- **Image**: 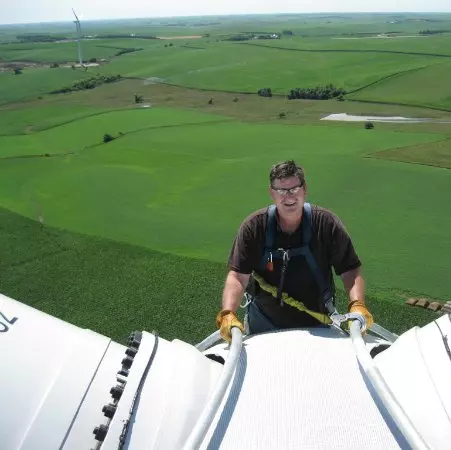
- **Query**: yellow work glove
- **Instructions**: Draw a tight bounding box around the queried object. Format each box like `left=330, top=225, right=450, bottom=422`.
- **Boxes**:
left=348, top=300, right=374, bottom=333
left=216, top=310, right=245, bottom=343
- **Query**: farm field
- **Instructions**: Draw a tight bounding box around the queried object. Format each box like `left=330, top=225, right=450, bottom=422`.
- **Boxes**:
left=1, top=13, right=451, bottom=341
left=94, top=42, right=447, bottom=94
left=347, top=60, right=451, bottom=110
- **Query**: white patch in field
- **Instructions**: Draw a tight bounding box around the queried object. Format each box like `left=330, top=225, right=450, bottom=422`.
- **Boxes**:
left=321, top=113, right=451, bottom=124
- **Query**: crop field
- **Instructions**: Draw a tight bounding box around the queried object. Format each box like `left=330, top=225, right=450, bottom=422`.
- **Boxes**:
left=0, top=38, right=162, bottom=63
left=1, top=13, right=451, bottom=342
left=251, top=33, right=451, bottom=56
left=93, top=42, right=447, bottom=94
left=0, top=68, right=91, bottom=104
left=347, top=60, right=451, bottom=110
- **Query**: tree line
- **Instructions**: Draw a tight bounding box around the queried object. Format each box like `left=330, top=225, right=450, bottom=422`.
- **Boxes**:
left=257, top=84, right=346, bottom=100
left=50, top=74, right=122, bottom=94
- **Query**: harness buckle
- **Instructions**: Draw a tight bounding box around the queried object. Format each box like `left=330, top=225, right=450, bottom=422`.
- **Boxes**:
left=240, top=292, right=253, bottom=309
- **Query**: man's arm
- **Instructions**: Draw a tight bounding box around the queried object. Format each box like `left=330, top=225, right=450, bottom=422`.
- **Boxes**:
left=340, top=266, right=374, bottom=330
left=340, top=266, right=365, bottom=306
left=216, top=270, right=250, bottom=342
left=222, top=270, right=251, bottom=311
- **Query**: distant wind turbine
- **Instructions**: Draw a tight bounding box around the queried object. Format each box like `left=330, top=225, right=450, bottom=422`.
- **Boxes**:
left=72, top=9, right=83, bottom=66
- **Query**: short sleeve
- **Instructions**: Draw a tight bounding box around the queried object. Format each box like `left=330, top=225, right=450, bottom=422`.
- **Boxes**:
left=329, top=215, right=361, bottom=276
left=228, top=219, right=262, bottom=274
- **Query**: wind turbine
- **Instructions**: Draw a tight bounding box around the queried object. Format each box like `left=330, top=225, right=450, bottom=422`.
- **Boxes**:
left=72, top=9, right=83, bottom=67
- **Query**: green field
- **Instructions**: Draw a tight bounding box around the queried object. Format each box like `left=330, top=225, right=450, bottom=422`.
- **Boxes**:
left=1, top=109, right=450, bottom=300
left=348, top=60, right=451, bottom=110
left=93, top=42, right=446, bottom=95
left=0, top=38, right=161, bottom=63
left=1, top=13, right=451, bottom=342
left=251, top=33, right=451, bottom=56
left=0, top=108, right=229, bottom=157
left=0, top=68, right=91, bottom=104
left=0, top=207, right=437, bottom=343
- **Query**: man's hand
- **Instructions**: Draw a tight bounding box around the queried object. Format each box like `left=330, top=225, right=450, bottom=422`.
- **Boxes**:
left=348, top=300, right=374, bottom=332
left=216, top=310, right=245, bottom=343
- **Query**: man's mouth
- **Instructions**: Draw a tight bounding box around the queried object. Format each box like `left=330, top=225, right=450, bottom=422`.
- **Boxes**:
left=284, top=201, right=296, bottom=207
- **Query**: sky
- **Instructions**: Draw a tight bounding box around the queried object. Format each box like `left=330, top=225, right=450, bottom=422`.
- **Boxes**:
left=1, top=0, right=451, bottom=25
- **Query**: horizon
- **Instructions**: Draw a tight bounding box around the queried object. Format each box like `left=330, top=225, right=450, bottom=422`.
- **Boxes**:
left=1, top=3, right=451, bottom=26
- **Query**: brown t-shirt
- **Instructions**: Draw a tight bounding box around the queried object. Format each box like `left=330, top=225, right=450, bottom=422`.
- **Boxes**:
left=228, top=204, right=361, bottom=328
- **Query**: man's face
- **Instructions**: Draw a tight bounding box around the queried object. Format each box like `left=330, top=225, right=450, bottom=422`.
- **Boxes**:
left=269, top=176, right=306, bottom=217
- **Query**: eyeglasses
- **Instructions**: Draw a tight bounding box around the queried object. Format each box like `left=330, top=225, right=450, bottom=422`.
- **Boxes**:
left=270, top=183, right=304, bottom=196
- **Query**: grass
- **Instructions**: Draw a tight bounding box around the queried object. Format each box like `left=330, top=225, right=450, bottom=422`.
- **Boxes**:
left=0, top=38, right=162, bottom=63
left=347, top=60, right=451, bottom=111
left=252, top=33, right=451, bottom=57
left=0, top=68, right=91, bottom=105
left=0, top=103, right=111, bottom=135
left=95, top=42, right=446, bottom=95
left=0, top=207, right=438, bottom=343
left=371, top=137, right=451, bottom=168
left=2, top=14, right=451, bottom=344
left=0, top=107, right=229, bottom=158
left=1, top=109, right=450, bottom=301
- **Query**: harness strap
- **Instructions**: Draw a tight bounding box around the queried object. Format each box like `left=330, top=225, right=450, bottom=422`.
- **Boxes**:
left=261, top=203, right=335, bottom=315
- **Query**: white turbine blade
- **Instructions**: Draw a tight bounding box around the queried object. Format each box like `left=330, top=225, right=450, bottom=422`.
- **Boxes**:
left=72, top=8, right=80, bottom=22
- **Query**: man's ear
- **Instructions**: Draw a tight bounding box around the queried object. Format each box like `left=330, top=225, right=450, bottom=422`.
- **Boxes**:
left=269, top=185, right=276, bottom=202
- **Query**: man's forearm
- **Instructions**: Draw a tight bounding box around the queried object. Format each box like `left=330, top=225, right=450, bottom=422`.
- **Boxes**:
left=222, top=271, right=249, bottom=311
left=340, top=267, right=365, bottom=305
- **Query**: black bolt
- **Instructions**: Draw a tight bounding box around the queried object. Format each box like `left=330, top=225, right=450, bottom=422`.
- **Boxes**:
left=110, top=384, right=124, bottom=400
left=128, top=331, right=142, bottom=348
left=102, top=403, right=116, bottom=418
left=118, top=368, right=129, bottom=377
left=122, top=356, right=134, bottom=369
left=93, top=424, right=108, bottom=441
left=125, top=347, right=138, bottom=357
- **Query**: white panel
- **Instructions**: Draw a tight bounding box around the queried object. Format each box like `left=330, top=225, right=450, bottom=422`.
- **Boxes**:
left=0, top=294, right=108, bottom=450
left=62, top=341, right=126, bottom=450
left=202, top=329, right=401, bottom=450
left=375, top=315, right=451, bottom=450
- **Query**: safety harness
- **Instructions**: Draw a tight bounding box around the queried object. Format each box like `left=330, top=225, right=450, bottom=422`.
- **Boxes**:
left=260, top=203, right=336, bottom=315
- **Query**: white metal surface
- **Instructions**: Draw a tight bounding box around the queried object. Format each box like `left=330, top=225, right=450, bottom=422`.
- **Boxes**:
left=201, top=328, right=404, bottom=449
left=3, top=292, right=450, bottom=450
left=184, top=327, right=243, bottom=450
left=102, top=331, right=158, bottom=449
left=123, top=338, right=223, bottom=449
left=0, top=294, right=122, bottom=450
left=62, top=341, right=126, bottom=450
left=375, top=314, right=451, bottom=450
left=350, top=320, right=428, bottom=450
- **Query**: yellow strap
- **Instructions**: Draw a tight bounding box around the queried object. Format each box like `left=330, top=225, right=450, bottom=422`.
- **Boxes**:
left=253, top=273, right=332, bottom=325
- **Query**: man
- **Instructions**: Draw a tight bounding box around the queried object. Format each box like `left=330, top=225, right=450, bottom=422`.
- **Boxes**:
left=216, top=160, right=373, bottom=342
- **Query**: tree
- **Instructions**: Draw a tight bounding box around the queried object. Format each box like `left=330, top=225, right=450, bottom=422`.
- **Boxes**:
left=13, top=68, right=22, bottom=75
left=233, top=96, right=239, bottom=102
left=365, top=121, right=374, bottom=130
left=208, top=97, right=214, bottom=105
left=103, top=133, right=115, bottom=143
left=258, top=88, right=272, bottom=98
left=279, top=112, right=287, bottom=119
left=134, top=94, right=144, bottom=104
left=50, top=62, right=59, bottom=68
